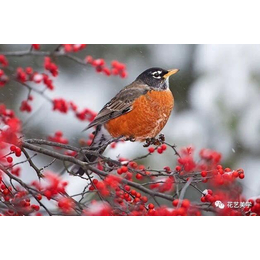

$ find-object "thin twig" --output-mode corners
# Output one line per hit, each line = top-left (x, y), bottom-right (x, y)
(22, 148), (44, 179)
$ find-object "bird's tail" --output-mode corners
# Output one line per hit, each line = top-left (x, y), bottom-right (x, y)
(75, 125), (112, 175)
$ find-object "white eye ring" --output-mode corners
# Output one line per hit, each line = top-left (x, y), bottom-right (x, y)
(152, 70), (162, 79)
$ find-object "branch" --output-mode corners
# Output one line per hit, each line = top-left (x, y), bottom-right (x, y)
(21, 139), (177, 202)
(0, 50), (90, 68)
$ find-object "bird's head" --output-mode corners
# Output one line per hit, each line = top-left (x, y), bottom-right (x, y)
(136, 67), (179, 90)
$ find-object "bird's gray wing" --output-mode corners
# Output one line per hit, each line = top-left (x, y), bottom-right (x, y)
(84, 82), (149, 131)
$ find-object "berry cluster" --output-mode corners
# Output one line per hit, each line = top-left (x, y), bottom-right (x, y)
(0, 185), (41, 216)
(246, 198), (260, 216)
(0, 55), (8, 67)
(76, 107), (97, 122)
(53, 98), (69, 113)
(48, 131), (68, 148)
(0, 170), (41, 216)
(200, 189), (215, 203)
(10, 145), (22, 157)
(58, 197), (75, 214)
(0, 105), (21, 147)
(16, 67), (28, 83)
(42, 73), (55, 90)
(14, 66), (55, 92)
(52, 98), (97, 126)
(61, 44), (87, 53)
(89, 175), (122, 197)
(32, 172), (68, 200)
(83, 201), (112, 216)
(20, 96), (33, 113)
(85, 56), (127, 78)
(0, 69), (8, 87)
(116, 162), (151, 181)
(177, 147), (196, 172)
(150, 176), (174, 193)
(32, 44), (40, 50)
(44, 57), (58, 77)
(147, 144), (167, 154)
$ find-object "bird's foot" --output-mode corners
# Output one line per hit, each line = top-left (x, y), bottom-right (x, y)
(125, 135), (136, 142)
(143, 138), (151, 147)
(143, 134), (165, 147)
(158, 133), (165, 142)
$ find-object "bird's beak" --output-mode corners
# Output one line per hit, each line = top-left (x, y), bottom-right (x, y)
(163, 69), (180, 79)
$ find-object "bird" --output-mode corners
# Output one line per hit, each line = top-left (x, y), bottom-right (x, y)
(76, 67), (179, 175)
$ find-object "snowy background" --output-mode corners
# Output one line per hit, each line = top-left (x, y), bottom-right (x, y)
(1, 44), (260, 201)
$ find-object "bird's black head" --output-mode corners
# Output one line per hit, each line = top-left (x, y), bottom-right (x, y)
(136, 67), (179, 90)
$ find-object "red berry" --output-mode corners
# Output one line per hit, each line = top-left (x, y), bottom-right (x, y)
(141, 196), (148, 203)
(36, 194), (42, 200)
(121, 166), (128, 173)
(157, 148), (163, 154)
(15, 149), (22, 157)
(207, 189), (213, 195)
(125, 172), (132, 180)
(161, 144), (167, 151)
(201, 171), (207, 177)
(85, 55), (93, 64)
(182, 199), (190, 208)
(6, 157), (13, 163)
(172, 199), (179, 207)
(232, 171), (239, 178)
(124, 185), (130, 191)
(218, 168), (224, 175)
(31, 204), (40, 211)
(164, 166), (171, 172)
(148, 203), (154, 210)
(93, 179), (98, 185)
(10, 145), (16, 152)
(148, 147), (155, 153)
(248, 199), (254, 206)
(136, 192), (141, 198)
(201, 196), (206, 202)
(205, 194), (212, 202)
(103, 67), (111, 76)
(25, 67), (33, 75)
(3, 188), (9, 195)
(120, 70), (127, 78)
(136, 173), (143, 180)
(117, 168), (122, 175)
(176, 207), (186, 216)
(89, 185), (95, 191)
(239, 173), (245, 179)
(131, 190), (136, 196)
(134, 197), (140, 203)
(175, 166), (181, 172)
(32, 44), (40, 50)
(55, 131), (63, 137)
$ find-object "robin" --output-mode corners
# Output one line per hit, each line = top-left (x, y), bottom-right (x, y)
(77, 67), (179, 175)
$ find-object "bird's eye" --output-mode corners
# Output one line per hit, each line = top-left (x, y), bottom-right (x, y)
(151, 70), (162, 79)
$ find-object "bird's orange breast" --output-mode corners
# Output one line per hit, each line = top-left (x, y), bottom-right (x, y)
(105, 89), (174, 141)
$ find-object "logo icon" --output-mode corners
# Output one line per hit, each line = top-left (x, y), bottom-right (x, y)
(215, 200), (225, 209)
